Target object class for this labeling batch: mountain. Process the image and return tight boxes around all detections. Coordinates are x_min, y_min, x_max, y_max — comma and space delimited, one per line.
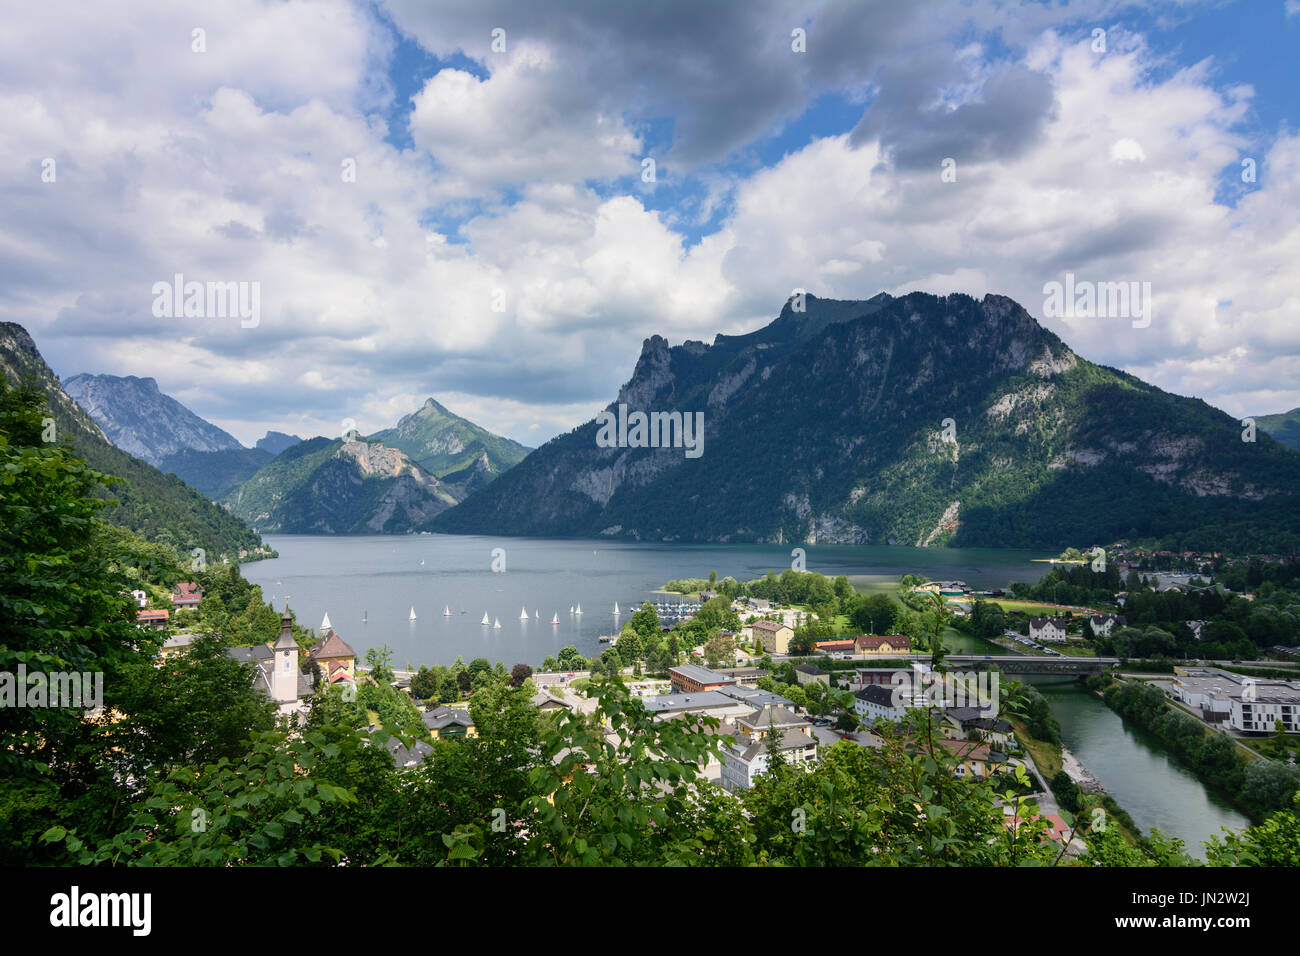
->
368, 397, 531, 492
1254, 408, 1300, 452
256, 430, 302, 455
62, 373, 242, 467
159, 446, 275, 500
161, 430, 304, 499
0, 324, 262, 558
226, 436, 465, 533
431, 292, 1300, 552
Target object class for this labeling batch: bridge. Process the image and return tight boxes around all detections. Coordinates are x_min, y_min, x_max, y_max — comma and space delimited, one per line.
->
789, 653, 1124, 675
939, 654, 1121, 674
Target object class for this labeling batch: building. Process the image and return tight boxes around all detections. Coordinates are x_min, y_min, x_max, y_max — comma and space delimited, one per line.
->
942, 707, 1014, 749
640, 691, 754, 721
1089, 614, 1125, 638
932, 738, 1007, 779
794, 663, 828, 685
715, 685, 797, 711
379, 736, 434, 769
717, 667, 764, 687
856, 635, 909, 655
1170, 667, 1300, 734
719, 730, 818, 791
308, 629, 357, 685
752, 620, 794, 654
227, 641, 275, 694
136, 609, 170, 628
669, 663, 738, 694
158, 632, 196, 658
849, 665, 928, 691
814, 639, 856, 658
423, 705, 477, 739
271, 610, 308, 718
854, 684, 909, 726
736, 703, 812, 740
170, 582, 204, 608
1029, 617, 1069, 643
530, 691, 571, 711
129, 589, 148, 609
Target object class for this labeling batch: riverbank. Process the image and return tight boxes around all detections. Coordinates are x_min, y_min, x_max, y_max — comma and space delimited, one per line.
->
1085, 674, 1267, 824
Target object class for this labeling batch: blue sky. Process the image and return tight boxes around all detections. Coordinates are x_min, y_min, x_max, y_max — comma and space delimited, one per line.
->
1, 0, 1297, 446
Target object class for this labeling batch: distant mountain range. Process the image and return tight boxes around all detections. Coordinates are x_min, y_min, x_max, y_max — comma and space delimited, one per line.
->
0, 325, 261, 558
1254, 408, 1300, 452
55, 360, 530, 534
431, 291, 1300, 552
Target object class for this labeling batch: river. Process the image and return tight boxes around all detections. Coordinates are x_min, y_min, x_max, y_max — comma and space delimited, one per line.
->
1027, 678, 1250, 858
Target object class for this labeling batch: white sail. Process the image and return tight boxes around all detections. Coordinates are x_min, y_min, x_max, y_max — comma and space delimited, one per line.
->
321, 611, 332, 631
409, 607, 417, 621
534, 609, 540, 619
614, 602, 620, 615
576, 603, 583, 615
481, 612, 490, 625
569, 606, 574, 614
493, 617, 501, 629
520, 606, 529, 620
551, 613, 559, 625
443, 605, 451, 616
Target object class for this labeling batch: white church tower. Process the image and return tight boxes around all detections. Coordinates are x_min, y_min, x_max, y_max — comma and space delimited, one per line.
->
272, 607, 300, 706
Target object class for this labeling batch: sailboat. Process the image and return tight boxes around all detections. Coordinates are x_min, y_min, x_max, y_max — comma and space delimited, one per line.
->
569, 606, 574, 614
613, 601, 620, 615
321, 611, 332, 631
362, 610, 367, 624
409, 607, 417, 622
551, 613, 560, 625
576, 603, 583, 615
520, 606, 529, 620
481, 612, 490, 625
493, 617, 501, 629
534, 609, 540, 619
443, 605, 451, 616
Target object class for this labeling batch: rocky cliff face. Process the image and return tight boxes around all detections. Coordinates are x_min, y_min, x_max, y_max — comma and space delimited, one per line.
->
63, 373, 243, 466
432, 291, 1300, 551
228, 436, 463, 534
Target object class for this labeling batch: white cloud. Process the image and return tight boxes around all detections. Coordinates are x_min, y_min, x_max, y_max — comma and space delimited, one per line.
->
0, 0, 1295, 454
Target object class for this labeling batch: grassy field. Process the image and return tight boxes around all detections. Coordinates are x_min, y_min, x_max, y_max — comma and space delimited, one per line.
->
1011, 717, 1062, 779
985, 599, 1101, 615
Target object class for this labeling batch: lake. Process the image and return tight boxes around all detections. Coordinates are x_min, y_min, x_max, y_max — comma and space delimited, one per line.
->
243, 534, 1054, 669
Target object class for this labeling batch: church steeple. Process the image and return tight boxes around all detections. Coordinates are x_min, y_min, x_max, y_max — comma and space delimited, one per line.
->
272, 606, 299, 704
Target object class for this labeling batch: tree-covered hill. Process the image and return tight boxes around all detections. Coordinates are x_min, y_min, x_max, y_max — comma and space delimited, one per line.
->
433, 292, 1300, 552
0, 322, 262, 559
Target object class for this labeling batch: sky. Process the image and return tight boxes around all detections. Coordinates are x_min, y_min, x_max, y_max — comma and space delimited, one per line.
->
1, 0, 1298, 447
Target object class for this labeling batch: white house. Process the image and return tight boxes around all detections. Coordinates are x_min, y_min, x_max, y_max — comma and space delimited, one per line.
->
1089, 614, 1125, 638
853, 684, 910, 726
1029, 617, 1069, 643
719, 730, 818, 791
